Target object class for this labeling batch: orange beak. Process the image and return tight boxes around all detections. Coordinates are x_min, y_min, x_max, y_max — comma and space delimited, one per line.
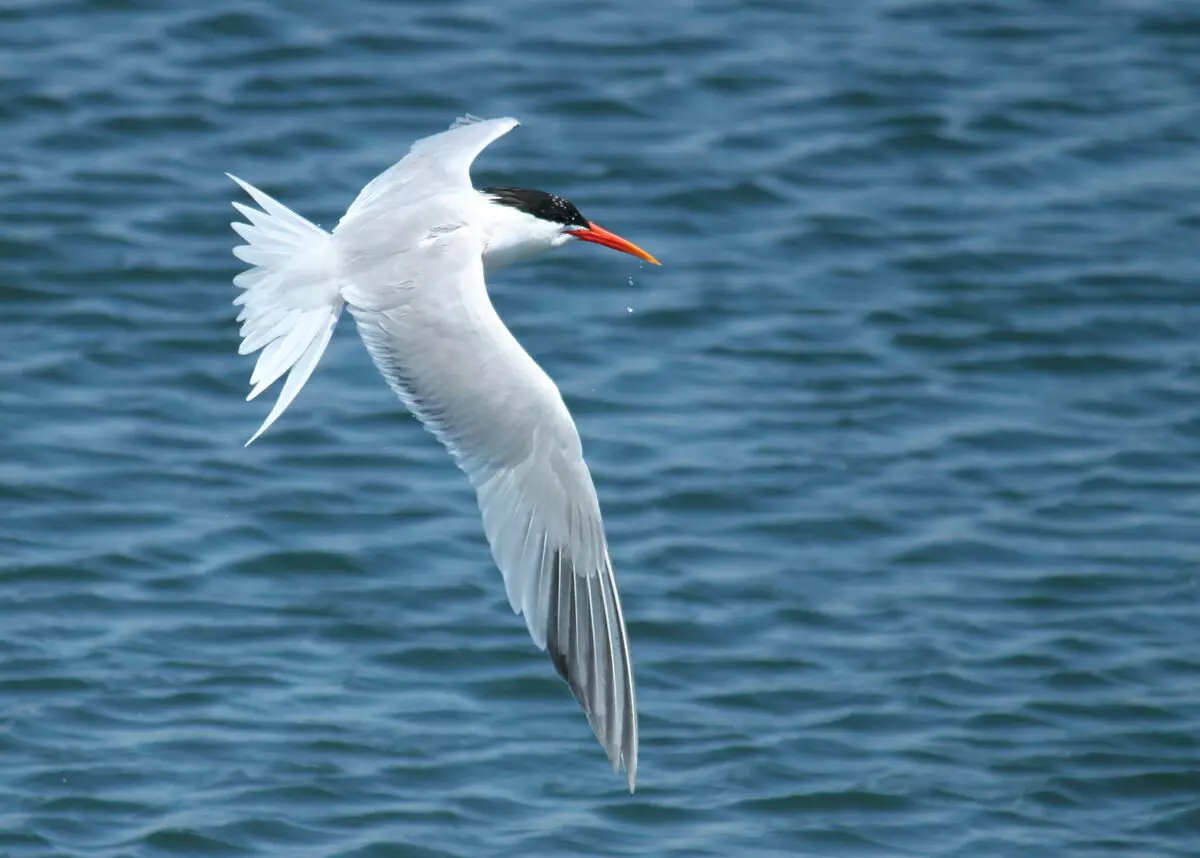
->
568, 222, 660, 265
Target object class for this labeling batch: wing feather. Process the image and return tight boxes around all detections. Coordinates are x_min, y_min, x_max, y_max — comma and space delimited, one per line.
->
340, 226, 638, 789
338, 116, 519, 229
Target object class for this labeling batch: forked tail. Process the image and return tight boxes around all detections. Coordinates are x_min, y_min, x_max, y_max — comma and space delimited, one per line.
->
227, 174, 344, 445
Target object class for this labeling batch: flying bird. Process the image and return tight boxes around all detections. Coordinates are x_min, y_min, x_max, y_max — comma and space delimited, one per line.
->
227, 116, 657, 790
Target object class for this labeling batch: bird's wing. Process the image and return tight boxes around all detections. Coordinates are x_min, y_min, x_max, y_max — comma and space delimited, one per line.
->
338, 115, 519, 229
340, 224, 638, 789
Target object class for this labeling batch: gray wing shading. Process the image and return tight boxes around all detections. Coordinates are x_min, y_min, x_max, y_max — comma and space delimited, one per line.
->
339, 225, 638, 789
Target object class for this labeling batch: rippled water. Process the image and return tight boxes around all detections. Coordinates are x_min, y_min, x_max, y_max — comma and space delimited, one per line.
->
3, 1, 1200, 856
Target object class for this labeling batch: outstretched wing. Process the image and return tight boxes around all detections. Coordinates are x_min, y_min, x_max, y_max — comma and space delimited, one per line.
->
340, 225, 639, 790
338, 115, 519, 229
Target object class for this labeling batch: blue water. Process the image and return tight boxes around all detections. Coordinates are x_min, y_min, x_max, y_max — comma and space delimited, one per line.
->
3, 1, 1200, 855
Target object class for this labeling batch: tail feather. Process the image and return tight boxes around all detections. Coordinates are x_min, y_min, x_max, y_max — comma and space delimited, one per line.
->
227, 174, 344, 445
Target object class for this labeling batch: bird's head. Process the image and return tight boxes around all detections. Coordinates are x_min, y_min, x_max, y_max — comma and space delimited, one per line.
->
480, 186, 659, 270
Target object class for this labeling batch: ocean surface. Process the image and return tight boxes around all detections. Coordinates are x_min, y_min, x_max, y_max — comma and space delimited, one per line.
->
3, 1, 1200, 855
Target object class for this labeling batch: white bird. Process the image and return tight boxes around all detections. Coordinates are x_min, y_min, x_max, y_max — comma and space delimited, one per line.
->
227, 116, 658, 791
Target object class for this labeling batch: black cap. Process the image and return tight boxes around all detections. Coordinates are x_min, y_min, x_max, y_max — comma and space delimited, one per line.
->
483, 187, 589, 228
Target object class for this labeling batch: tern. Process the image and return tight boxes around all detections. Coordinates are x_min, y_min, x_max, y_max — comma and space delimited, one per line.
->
227, 116, 658, 790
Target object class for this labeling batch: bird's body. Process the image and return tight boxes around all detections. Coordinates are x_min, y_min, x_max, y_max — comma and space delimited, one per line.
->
227, 116, 657, 790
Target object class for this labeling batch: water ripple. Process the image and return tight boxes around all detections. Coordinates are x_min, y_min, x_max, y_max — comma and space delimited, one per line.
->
2, 1, 1199, 856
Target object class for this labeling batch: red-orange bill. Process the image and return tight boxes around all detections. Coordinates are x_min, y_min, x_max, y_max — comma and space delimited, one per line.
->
569, 222, 660, 265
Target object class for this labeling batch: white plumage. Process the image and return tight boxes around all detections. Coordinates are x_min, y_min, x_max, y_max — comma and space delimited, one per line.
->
227, 116, 648, 789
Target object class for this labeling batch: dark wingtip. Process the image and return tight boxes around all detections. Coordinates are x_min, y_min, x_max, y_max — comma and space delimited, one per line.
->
548, 642, 571, 683
544, 547, 636, 790
546, 550, 588, 702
